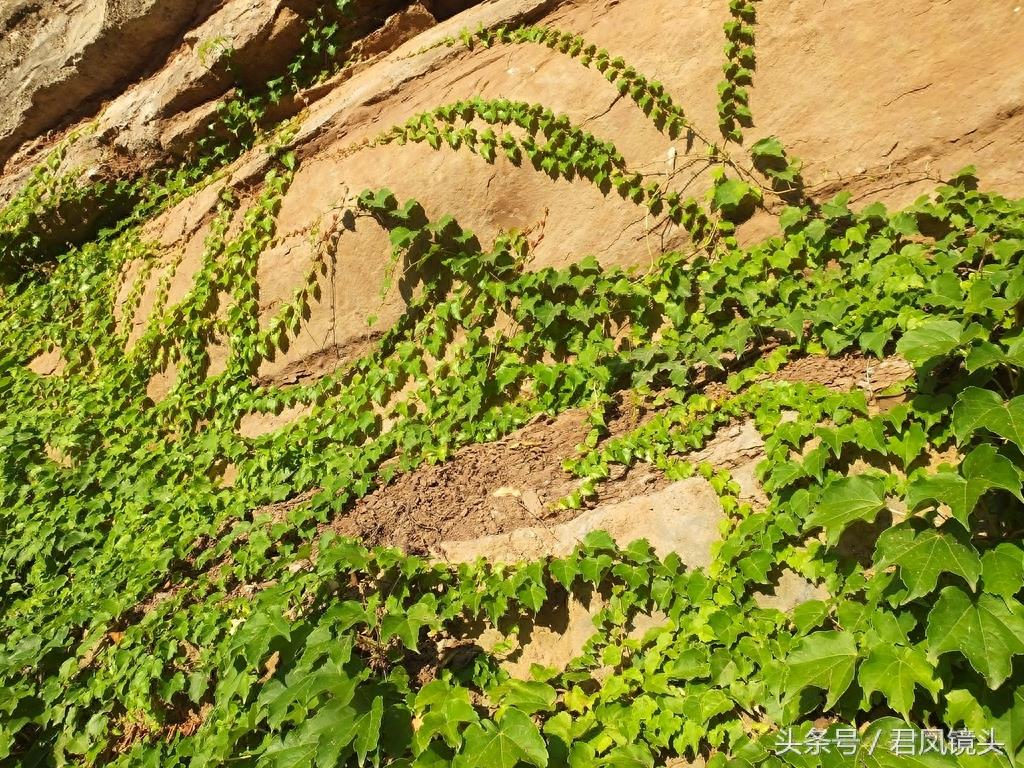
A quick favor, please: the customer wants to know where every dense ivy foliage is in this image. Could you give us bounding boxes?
[1,4,1024,768]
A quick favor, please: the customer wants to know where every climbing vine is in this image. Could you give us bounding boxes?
[1,5,1023,768]
[718,0,757,142]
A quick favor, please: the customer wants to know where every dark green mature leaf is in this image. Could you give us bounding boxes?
[785,630,859,708]
[906,444,1022,528]
[874,524,980,602]
[953,387,1024,450]
[351,696,384,765]
[260,740,318,768]
[858,643,941,719]
[855,718,962,767]
[805,475,887,544]
[258,662,358,730]
[926,587,1024,689]
[260,693,368,768]
[982,544,1024,599]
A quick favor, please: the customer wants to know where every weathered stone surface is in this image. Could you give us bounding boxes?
[754,568,829,613]
[434,476,727,564]
[0,0,214,166]
[237,404,313,439]
[26,345,65,376]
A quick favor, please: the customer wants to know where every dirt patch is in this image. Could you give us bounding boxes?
[329,407,672,554]
[773,353,913,395]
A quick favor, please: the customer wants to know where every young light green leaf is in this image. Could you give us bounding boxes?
[380,600,438,650]
[413,682,478,754]
[749,136,786,162]
[599,743,655,768]
[492,680,557,715]
[711,178,759,220]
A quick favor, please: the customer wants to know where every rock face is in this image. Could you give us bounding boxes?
[1,0,1021,587]
[435,477,727,565]
[3,0,1023,205]
[87,0,1022,397]
[0,0,216,165]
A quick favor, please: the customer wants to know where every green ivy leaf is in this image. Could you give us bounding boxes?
[873,524,980,602]
[944,685,1024,758]
[926,586,1024,689]
[953,387,1024,450]
[493,680,557,715]
[457,708,548,768]
[858,643,942,719]
[599,743,655,768]
[804,475,887,545]
[749,136,786,162]
[895,319,963,364]
[854,718,961,767]
[981,544,1024,599]
[258,661,358,730]
[785,630,859,708]
[352,695,384,765]
[711,178,759,221]
[887,422,928,471]
[380,599,438,650]
[906,444,1022,528]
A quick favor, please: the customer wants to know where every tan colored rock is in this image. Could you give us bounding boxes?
[0,0,215,166]
[100,0,316,163]
[478,590,669,679]
[146,359,178,402]
[479,592,602,678]
[754,568,829,613]
[237,403,312,439]
[4,0,1020,360]
[434,476,726,564]
[750,0,1024,207]
[27,345,65,376]
[354,3,437,59]
[688,420,764,468]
